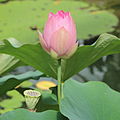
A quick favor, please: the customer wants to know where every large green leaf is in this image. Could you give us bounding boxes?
[0,34,120,81]
[60,79,120,120]
[0,109,66,120]
[61,33,120,80]
[0,70,43,96]
[0,0,118,43]
[0,41,58,78]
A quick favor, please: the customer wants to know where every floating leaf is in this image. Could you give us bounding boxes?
[0,70,43,96]
[0,0,7,3]
[0,90,24,109]
[0,0,118,43]
[19,81,33,88]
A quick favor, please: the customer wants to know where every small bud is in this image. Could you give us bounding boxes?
[24,90,41,110]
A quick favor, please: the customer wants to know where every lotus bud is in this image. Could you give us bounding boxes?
[24,90,41,110]
[38,10,78,59]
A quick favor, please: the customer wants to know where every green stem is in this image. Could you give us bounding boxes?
[61,82,64,99]
[57,59,62,105]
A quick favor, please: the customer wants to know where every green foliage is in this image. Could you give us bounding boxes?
[1,79,120,120]
[0,0,118,74]
[0,70,42,96]
[0,80,58,113]
[36,89,59,112]
[0,1,119,119]
[0,90,24,114]
[20,81,33,88]
[0,38,21,75]
[0,34,120,81]
[0,54,18,75]
[0,41,58,78]
[0,0,7,3]
[60,79,120,120]
[0,108,14,115]
[61,33,120,80]
[0,0,118,43]
[0,109,66,120]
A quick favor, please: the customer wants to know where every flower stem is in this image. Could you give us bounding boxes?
[57,59,62,105]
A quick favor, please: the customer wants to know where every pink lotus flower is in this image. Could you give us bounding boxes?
[38,10,78,59]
